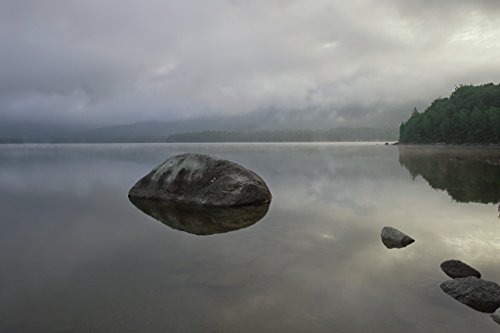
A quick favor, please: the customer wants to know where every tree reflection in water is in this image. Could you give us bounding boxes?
[398,146,500,215]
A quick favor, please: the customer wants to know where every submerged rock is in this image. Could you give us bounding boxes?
[440,277,500,313]
[128,153,272,207]
[129,197,269,235]
[440,260,481,279]
[381,226,415,249]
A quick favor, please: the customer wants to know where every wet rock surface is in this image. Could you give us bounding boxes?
[129,197,270,235]
[381,226,415,249]
[440,260,481,279]
[440,277,500,313]
[128,153,272,207]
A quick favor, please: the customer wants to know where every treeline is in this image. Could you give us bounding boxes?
[52,136,169,143]
[0,137,23,144]
[166,127,397,143]
[399,83,500,144]
[40,127,396,143]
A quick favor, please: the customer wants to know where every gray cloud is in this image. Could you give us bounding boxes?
[1,0,500,127]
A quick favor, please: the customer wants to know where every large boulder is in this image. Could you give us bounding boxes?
[440,260,481,279]
[128,153,272,207]
[440,277,500,313]
[380,226,415,249]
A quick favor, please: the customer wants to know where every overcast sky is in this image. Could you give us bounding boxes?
[1,0,500,127]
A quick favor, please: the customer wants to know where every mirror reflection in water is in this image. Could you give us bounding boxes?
[398,146,500,207]
[129,197,270,235]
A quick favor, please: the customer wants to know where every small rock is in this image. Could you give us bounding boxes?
[440,277,500,313]
[440,260,481,279]
[491,309,500,325]
[381,226,415,249]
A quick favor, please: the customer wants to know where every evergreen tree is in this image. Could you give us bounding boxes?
[399,83,500,144]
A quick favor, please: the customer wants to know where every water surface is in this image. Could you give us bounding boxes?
[1,143,500,332]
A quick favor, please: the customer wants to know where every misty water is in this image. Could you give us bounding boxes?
[2,143,500,332]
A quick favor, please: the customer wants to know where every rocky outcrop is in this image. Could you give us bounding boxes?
[380,226,415,249]
[129,197,270,235]
[440,260,481,279]
[128,153,272,207]
[440,277,500,313]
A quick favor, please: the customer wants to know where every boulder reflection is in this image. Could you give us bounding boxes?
[129,198,270,235]
[398,146,500,206]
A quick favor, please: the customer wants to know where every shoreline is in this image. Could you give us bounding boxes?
[395,142,500,148]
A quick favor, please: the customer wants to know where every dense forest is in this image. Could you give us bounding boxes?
[166,127,397,143]
[399,83,500,144]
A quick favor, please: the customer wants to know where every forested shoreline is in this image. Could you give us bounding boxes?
[399,83,500,144]
[165,127,396,143]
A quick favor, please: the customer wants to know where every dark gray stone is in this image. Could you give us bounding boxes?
[381,226,415,249]
[440,277,500,313]
[491,309,500,325]
[128,153,272,207]
[129,197,269,235]
[440,260,481,279]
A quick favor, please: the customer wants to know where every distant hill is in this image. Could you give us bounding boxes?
[63,110,396,143]
[2,110,397,143]
[1,117,256,143]
[0,137,23,144]
[166,128,397,143]
[0,121,90,142]
[54,119,255,143]
[399,83,500,144]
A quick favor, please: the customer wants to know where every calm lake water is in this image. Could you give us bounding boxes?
[1,143,500,332]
